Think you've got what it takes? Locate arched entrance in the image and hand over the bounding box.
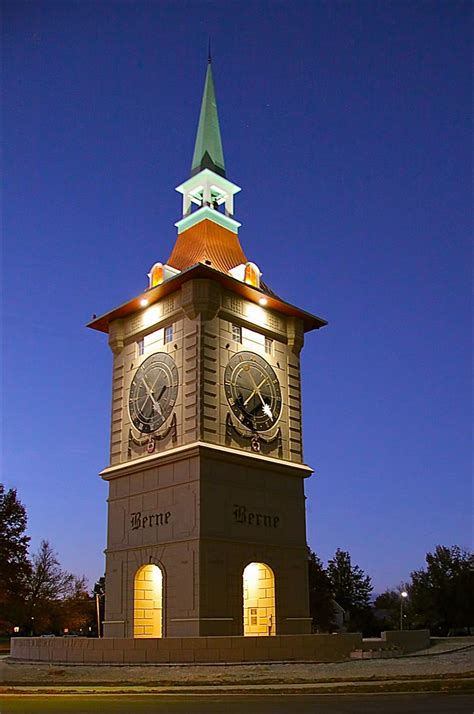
[133,564,163,638]
[243,562,276,636]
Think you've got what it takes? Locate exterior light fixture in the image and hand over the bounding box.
[400,590,409,631]
[258,297,268,306]
[140,298,149,307]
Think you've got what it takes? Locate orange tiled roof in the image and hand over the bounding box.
[167,219,248,274]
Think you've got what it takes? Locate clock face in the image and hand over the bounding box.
[128,352,178,433]
[224,351,282,432]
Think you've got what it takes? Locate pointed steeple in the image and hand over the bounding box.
[191,58,226,177]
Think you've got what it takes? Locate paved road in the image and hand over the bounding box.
[1,694,472,714]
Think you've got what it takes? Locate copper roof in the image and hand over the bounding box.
[167,219,248,274]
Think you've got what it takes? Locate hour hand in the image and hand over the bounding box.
[156,384,167,402]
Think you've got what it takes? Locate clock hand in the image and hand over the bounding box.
[243,377,267,406]
[143,377,167,406]
[155,384,167,402]
[138,377,164,420]
[142,377,154,400]
[248,400,272,418]
[148,384,167,418]
[136,384,152,413]
[247,370,260,391]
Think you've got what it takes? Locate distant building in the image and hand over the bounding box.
[332,600,348,632]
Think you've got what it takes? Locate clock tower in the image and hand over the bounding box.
[89,59,326,639]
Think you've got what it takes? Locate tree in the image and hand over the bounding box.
[307,550,336,632]
[0,484,31,633]
[327,548,374,633]
[26,540,77,634]
[57,576,95,634]
[408,545,474,635]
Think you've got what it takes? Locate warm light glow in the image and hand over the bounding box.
[244,263,259,287]
[134,564,163,638]
[243,562,276,637]
[246,303,266,328]
[142,304,161,329]
[13,626,19,633]
[258,297,268,306]
[149,263,164,287]
[140,298,149,307]
[244,562,260,586]
[401,591,408,598]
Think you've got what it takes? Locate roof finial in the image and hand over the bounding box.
[208,38,212,64]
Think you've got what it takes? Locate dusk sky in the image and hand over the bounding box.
[2,1,471,595]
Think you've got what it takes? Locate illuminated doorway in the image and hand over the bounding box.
[243,562,276,636]
[134,564,163,638]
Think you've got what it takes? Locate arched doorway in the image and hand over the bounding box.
[243,562,276,636]
[133,564,163,638]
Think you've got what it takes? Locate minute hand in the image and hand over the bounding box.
[243,376,267,407]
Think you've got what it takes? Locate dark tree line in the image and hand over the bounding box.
[308,548,374,634]
[373,546,473,636]
[0,484,99,636]
[308,544,473,636]
[2,483,471,637]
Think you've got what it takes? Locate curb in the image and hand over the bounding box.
[1,677,473,696]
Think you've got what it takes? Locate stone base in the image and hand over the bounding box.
[10,630,431,665]
[11,633,363,664]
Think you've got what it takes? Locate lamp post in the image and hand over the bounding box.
[96,593,102,638]
[400,591,408,630]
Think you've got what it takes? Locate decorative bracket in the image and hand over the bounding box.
[128,413,177,459]
[225,413,282,457]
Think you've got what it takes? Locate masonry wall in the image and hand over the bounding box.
[381,629,431,653]
[102,276,310,639]
[10,634,363,664]
[102,445,312,638]
[10,630,432,664]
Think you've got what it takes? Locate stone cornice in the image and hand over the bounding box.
[99,441,314,481]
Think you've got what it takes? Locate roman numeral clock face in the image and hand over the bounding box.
[224,351,282,432]
[128,353,178,433]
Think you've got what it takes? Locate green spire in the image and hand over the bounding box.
[191,59,226,178]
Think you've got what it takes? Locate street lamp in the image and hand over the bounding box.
[400,591,408,630]
[95,592,106,638]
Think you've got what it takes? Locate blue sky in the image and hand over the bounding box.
[2,0,471,593]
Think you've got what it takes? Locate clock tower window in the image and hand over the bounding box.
[265,337,273,355]
[164,325,174,344]
[232,324,242,344]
